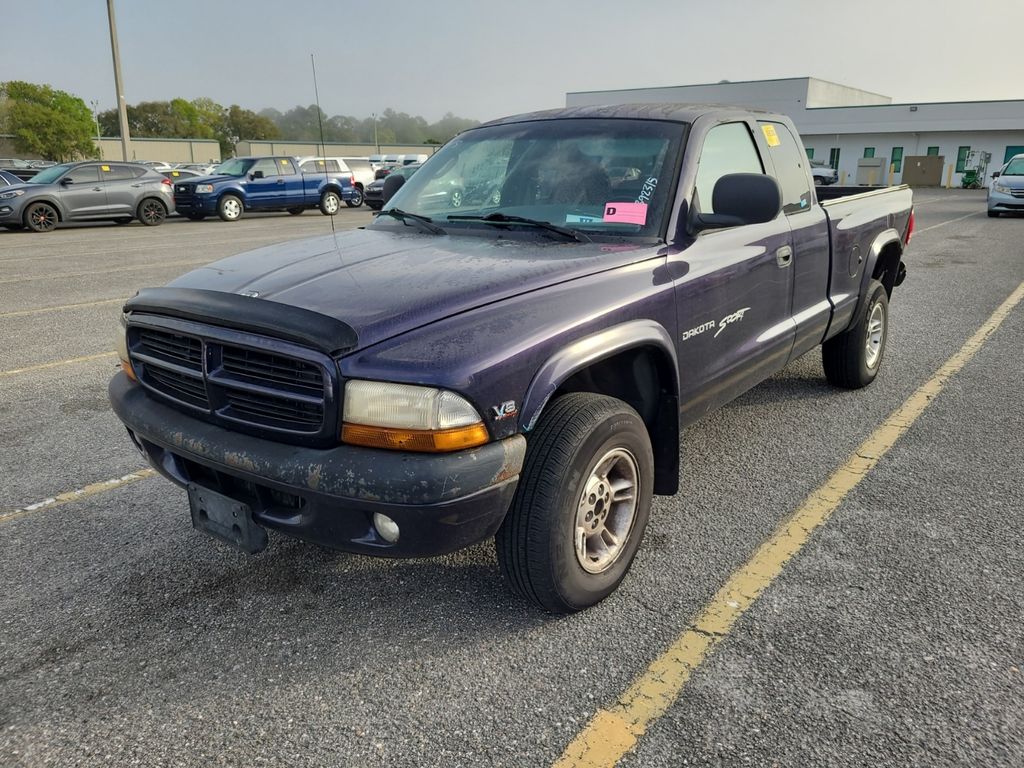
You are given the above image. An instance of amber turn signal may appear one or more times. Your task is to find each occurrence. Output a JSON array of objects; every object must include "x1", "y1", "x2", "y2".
[
  {"x1": 121, "y1": 359, "x2": 137, "y2": 382},
  {"x1": 341, "y1": 422, "x2": 489, "y2": 452}
]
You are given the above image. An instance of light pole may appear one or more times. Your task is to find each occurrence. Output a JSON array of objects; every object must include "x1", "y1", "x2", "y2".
[
  {"x1": 106, "y1": 0, "x2": 131, "y2": 161},
  {"x1": 372, "y1": 113, "x2": 380, "y2": 154},
  {"x1": 90, "y1": 100, "x2": 102, "y2": 159}
]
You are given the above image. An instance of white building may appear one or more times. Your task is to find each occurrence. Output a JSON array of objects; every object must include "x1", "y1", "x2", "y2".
[{"x1": 566, "y1": 77, "x2": 1024, "y2": 187}]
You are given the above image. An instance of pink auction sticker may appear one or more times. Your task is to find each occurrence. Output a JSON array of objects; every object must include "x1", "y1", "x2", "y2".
[{"x1": 602, "y1": 202, "x2": 648, "y2": 225}]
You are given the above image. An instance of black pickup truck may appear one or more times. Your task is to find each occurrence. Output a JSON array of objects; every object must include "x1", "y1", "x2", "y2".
[{"x1": 111, "y1": 104, "x2": 913, "y2": 612}]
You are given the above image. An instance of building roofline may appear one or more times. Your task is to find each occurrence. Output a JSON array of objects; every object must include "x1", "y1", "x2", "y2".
[
  {"x1": 566, "y1": 76, "x2": 811, "y2": 95},
  {"x1": 808, "y1": 97, "x2": 1024, "y2": 110}
]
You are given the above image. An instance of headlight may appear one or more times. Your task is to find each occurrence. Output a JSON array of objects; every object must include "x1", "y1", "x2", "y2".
[
  {"x1": 195, "y1": 184, "x2": 214, "y2": 193},
  {"x1": 341, "y1": 380, "x2": 488, "y2": 452},
  {"x1": 993, "y1": 183, "x2": 1011, "y2": 195},
  {"x1": 0, "y1": 189, "x2": 25, "y2": 199},
  {"x1": 115, "y1": 313, "x2": 136, "y2": 381}
]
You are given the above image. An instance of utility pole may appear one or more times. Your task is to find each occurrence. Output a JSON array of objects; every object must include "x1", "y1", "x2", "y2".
[
  {"x1": 106, "y1": 0, "x2": 131, "y2": 161},
  {"x1": 372, "y1": 113, "x2": 380, "y2": 154}
]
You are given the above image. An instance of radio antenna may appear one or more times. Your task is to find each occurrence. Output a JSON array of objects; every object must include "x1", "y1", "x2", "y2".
[{"x1": 310, "y1": 53, "x2": 336, "y2": 241}]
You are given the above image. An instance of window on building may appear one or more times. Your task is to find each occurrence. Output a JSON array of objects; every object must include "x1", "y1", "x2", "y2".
[
  {"x1": 890, "y1": 147, "x2": 904, "y2": 173},
  {"x1": 1005, "y1": 146, "x2": 1024, "y2": 163},
  {"x1": 829, "y1": 147, "x2": 841, "y2": 170},
  {"x1": 805, "y1": 147, "x2": 814, "y2": 159},
  {"x1": 759, "y1": 121, "x2": 812, "y2": 215},
  {"x1": 955, "y1": 146, "x2": 970, "y2": 173},
  {"x1": 863, "y1": 147, "x2": 875, "y2": 158},
  {"x1": 694, "y1": 122, "x2": 764, "y2": 214},
  {"x1": 926, "y1": 146, "x2": 940, "y2": 156}
]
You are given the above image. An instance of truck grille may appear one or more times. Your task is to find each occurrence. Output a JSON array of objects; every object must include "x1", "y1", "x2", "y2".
[{"x1": 128, "y1": 324, "x2": 335, "y2": 442}]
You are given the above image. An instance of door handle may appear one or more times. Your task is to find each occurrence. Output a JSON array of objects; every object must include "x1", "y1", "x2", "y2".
[
  {"x1": 92, "y1": 187, "x2": 103, "y2": 192},
  {"x1": 131, "y1": 183, "x2": 142, "y2": 188},
  {"x1": 276, "y1": 179, "x2": 285, "y2": 184},
  {"x1": 776, "y1": 246, "x2": 793, "y2": 268}
]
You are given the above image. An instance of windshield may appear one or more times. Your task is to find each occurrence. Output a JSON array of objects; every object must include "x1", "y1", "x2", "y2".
[
  {"x1": 27, "y1": 164, "x2": 74, "y2": 184},
  {"x1": 214, "y1": 158, "x2": 255, "y2": 177},
  {"x1": 1002, "y1": 158, "x2": 1024, "y2": 176},
  {"x1": 374, "y1": 118, "x2": 685, "y2": 240}
]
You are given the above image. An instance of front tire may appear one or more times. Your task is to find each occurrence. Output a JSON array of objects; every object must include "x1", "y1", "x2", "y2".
[
  {"x1": 137, "y1": 198, "x2": 167, "y2": 226},
  {"x1": 218, "y1": 194, "x2": 243, "y2": 222},
  {"x1": 345, "y1": 187, "x2": 364, "y2": 208},
  {"x1": 319, "y1": 190, "x2": 341, "y2": 216},
  {"x1": 987, "y1": 210, "x2": 1000, "y2": 218},
  {"x1": 496, "y1": 393, "x2": 654, "y2": 613},
  {"x1": 24, "y1": 202, "x2": 59, "y2": 232},
  {"x1": 822, "y1": 278, "x2": 889, "y2": 389}
]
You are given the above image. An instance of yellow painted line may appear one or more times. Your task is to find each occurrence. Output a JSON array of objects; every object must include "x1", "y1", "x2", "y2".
[
  {"x1": 0, "y1": 469, "x2": 156, "y2": 525},
  {"x1": 0, "y1": 297, "x2": 124, "y2": 319},
  {"x1": 555, "y1": 280, "x2": 1024, "y2": 768},
  {"x1": 0, "y1": 351, "x2": 117, "y2": 378},
  {"x1": 0, "y1": 258, "x2": 212, "y2": 285},
  {"x1": 915, "y1": 210, "x2": 980, "y2": 234}
]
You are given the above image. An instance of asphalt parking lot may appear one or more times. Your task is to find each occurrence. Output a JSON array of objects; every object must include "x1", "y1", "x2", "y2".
[{"x1": 1, "y1": 193, "x2": 1022, "y2": 767}]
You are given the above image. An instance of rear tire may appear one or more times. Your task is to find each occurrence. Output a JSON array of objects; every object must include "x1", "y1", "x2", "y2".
[
  {"x1": 319, "y1": 190, "x2": 341, "y2": 216},
  {"x1": 287, "y1": 207, "x2": 305, "y2": 216},
  {"x1": 496, "y1": 393, "x2": 654, "y2": 613},
  {"x1": 137, "y1": 198, "x2": 167, "y2": 226},
  {"x1": 24, "y1": 202, "x2": 59, "y2": 232},
  {"x1": 822, "y1": 279, "x2": 889, "y2": 389},
  {"x1": 345, "y1": 187, "x2": 364, "y2": 208},
  {"x1": 218, "y1": 194, "x2": 243, "y2": 222}
]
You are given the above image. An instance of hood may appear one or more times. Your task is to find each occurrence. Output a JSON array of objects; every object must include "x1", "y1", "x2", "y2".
[
  {"x1": 166, "y1": 228, "x2": 657, "y2": 352},
  {"x1": 995, "y1": 173, "x2": 1024, "y2": 188},
  {"x1": 181, "y1": 174, "x2": 241, "y2": 185}
]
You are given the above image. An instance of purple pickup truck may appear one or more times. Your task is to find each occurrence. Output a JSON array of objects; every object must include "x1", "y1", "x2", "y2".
[{"x1": 110, "y1": 104, "x2": 913, "y2": 612}]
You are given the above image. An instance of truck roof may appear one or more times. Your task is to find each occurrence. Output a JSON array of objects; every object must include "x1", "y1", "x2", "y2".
[{"x1": 478, "y1": 102, "x2": 778, "y2": 128}]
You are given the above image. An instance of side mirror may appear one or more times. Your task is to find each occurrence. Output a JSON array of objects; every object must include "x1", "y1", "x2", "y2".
[
  {"x1": 992, "y1": 171, "x2": 1000, "y2": 178},
  {"x1": 61, "y1": 177, "x2": 74, "y2": 186},
  {"x1": 250, "y1": 170, "x2": 264, "y2": 180},
  {"x1": 693, "y1": 173, "x2": 782, "y2": 232},
  {"x1": 382, "y1": 174, "x2": 406, "y2": 205}
]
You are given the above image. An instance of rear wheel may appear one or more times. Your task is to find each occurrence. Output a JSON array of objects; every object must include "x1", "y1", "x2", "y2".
[
  {"x1": 345, "y1": 187, "x2": 364, "y2": 208},
  {"x1": 287, "y1": 207, "x2": 305, "y2": 216},
  {"x1": 137, "y1": 198, "x2": 167, "y2": 226},
  {"x1": 822, "y1": 278, "x2": 889, "y2": 389},
  {"x1": 496, "y1": 393, "x2": 654, "y2": 613},
  {"x1": 319, "y1": 190, "x2": 341, "y2": 215},
  {"x1": 24, "y1": 202, "x2": 59, "y2": 232},
  {"x1": 217, "y1": 194, "x2": 243, "y2": 222}
]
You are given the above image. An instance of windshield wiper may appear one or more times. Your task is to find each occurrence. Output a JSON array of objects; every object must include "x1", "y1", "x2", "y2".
[
  {"x1": 376, "y1": 208, "x2": 445, "y2": 234},
  {"x1": 447, "y1": 213, "x2": 591, "y2": 242}
]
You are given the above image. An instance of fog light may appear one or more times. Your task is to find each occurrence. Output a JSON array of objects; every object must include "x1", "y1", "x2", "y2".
[{"x1": 373, "y1": 512, "x2": 400, "y2": 543}]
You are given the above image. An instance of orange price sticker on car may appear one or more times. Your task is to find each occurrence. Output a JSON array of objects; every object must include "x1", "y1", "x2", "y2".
[{"x1": 761, "y1": 124, "x2": 780, "y2": 147}]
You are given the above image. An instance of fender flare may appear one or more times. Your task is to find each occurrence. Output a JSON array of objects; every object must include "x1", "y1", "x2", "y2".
[
  {"x1": 854, "y1": 227, "x2": 903, "y2": 315},
  {"x1": 519, "y1": 319, "x2": 679, "y2": 432}
]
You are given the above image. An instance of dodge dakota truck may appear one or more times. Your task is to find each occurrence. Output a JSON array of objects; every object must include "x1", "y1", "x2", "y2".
[
  {"x1": 172, "y1": 155, "x2": 356, "y2": 221},
  {"x1": 110, "y1": 104, "x2": 913, "y2": 613}
]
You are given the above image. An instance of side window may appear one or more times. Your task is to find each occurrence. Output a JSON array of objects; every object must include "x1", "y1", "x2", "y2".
[
  {"x1": 103, "y1": 164, "x2": 135, "y2": 181},
  {"x1": 251, "y1": 158, "x2": 279, "y2": 178},
  {"x1": 759, "y1": 121, "x2": 812, "y2": 215},
  {"x1": 694, "y1": 122, "x2": 764, "y2": 213},
  {"x1": 65, "y1": 165, "x2": 100, "y2": 184},
  {"x1": 278, "y1": 158, "x2": 297, "y2": 175}
]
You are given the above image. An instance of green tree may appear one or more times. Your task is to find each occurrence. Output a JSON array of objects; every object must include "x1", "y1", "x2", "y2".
[{"x1": 0, "y1": 81, "x2": 96, "y2": 161}]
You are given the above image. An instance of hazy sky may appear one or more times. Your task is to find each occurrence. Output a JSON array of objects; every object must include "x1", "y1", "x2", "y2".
[{"x1": 4, "y1": 0, "x2": 1021, "y2": 123}]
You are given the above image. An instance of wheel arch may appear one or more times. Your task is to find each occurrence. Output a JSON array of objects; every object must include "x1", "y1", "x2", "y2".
[
  {"x1": 853, "y1": 229, "x2": 903, "y2": 318},
  {"x1": 23, "y1": 195, "x2": 66, "y2": 222},
  {"x1": 520, "y1": 320, "x2": 680, "y2": 495}
]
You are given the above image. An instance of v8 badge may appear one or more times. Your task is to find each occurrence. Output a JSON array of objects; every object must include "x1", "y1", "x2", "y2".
[{"x1": 491, "y1": 400, "x2": 518, "y2": 420}]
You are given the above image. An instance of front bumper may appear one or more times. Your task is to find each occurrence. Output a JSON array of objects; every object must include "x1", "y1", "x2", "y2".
[
  {"x1": 173, "y1": 194, "x2": 216, "y2": 215},
  {"x1": 109, "y1": 373, "x2": 525, "y2": 557},
  {"x1": 988, "y1": 189, "x2": 1024, "y2": 212}
]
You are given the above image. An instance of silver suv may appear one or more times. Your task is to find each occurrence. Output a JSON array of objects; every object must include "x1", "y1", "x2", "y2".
[{"x1": 0, "y1": 161, "x2": 175, "y2": 232}]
